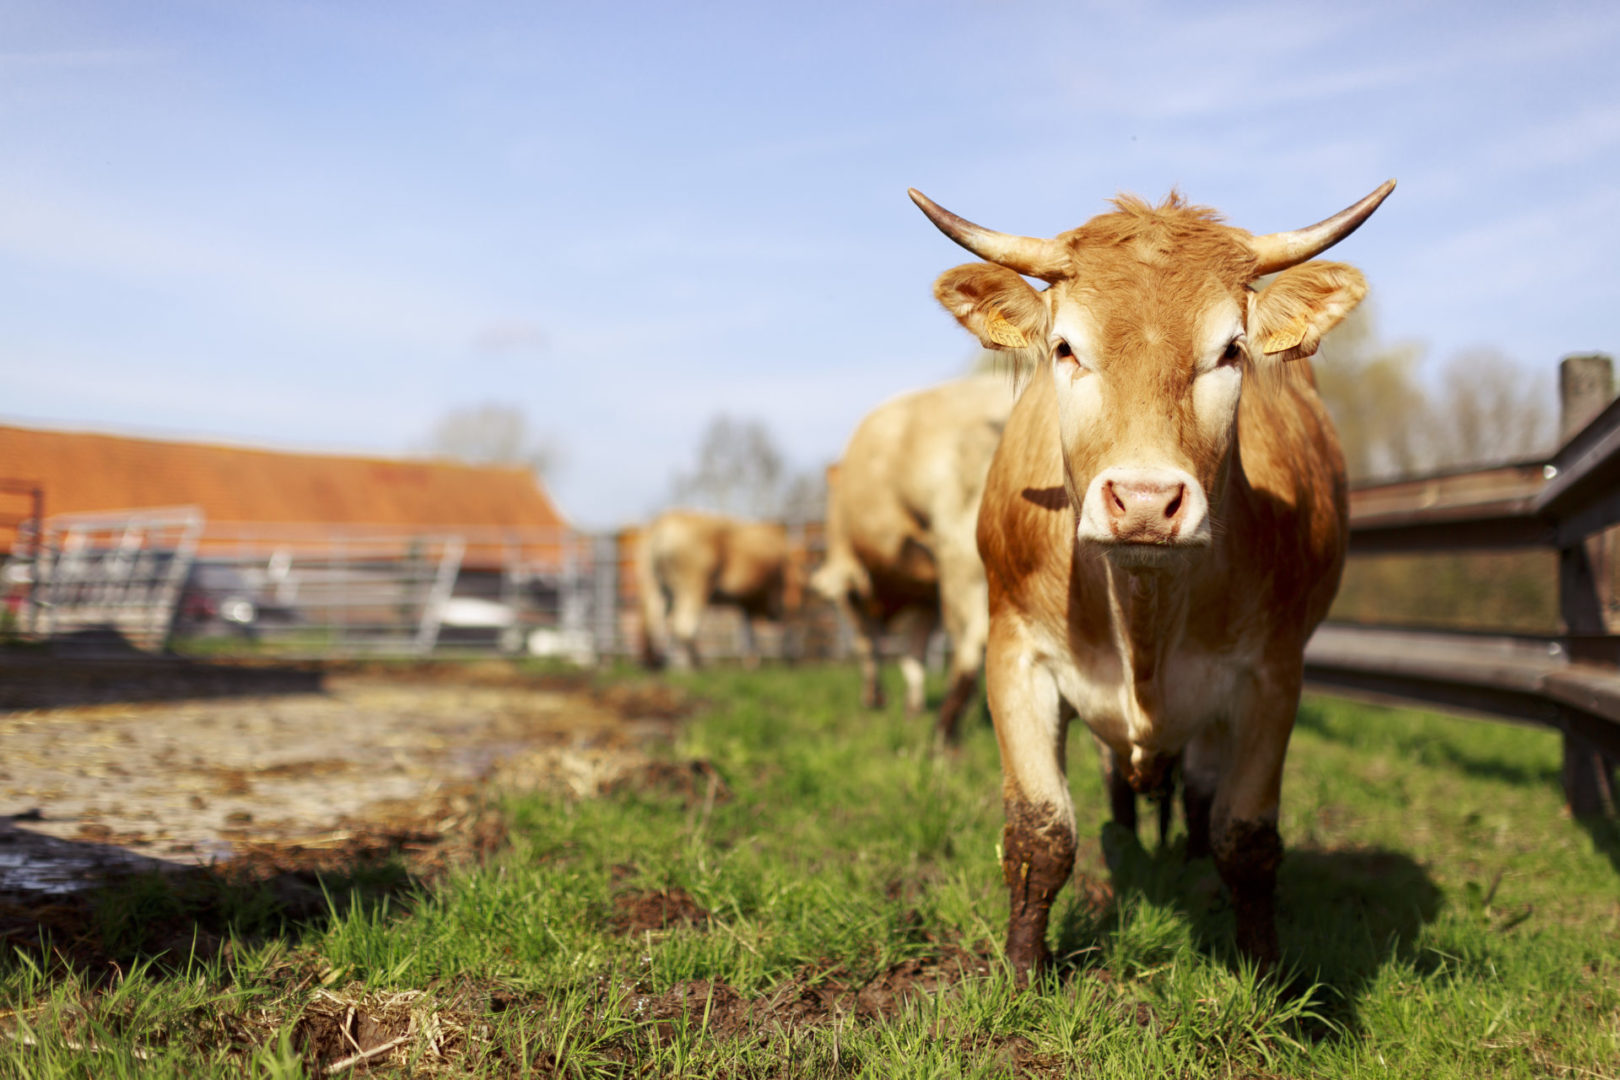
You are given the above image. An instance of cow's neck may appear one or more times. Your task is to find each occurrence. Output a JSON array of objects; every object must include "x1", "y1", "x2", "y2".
[
  {"x1": 1096, "y1": 447, "x2": 1240, "y2": 758},
  {"x1": 1103, "y1": 559, "x2": 1188, "y2": 724}
]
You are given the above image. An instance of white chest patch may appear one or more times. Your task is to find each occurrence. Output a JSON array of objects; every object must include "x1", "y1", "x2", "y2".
[{"x1": 1035, "y1": 623, "x2": 1253, "y2": 761}]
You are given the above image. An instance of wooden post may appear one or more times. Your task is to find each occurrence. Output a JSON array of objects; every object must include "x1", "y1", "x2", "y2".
[{"x1": 1558, "y1": 353, "x2": 1618, "y2": 816}]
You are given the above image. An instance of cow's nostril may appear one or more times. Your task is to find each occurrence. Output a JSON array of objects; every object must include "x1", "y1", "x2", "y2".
[
  {"x1": 1164, "y1": 486, "x2": 1184, "y2": 519},
  {"x1": 1106, "y1": 481, "x2": 1128, "y2": 518}
]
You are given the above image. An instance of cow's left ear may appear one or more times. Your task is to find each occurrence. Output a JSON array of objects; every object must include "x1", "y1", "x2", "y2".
[{"x1": 1248, "y1": 261, "x2": 1368, "y2": 363}]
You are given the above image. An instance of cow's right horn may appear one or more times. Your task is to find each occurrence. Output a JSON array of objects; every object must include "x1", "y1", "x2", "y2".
[
  {"x1": 909, "y1": 189, "x2": 1069, "y2": 281},
  {"x1": 1248, "y1": 180, "x2": 1396, "y2": 275}
]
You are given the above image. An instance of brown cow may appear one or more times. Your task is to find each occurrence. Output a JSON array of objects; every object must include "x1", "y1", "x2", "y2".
[
  {"x1": 911, "y1": 180, "x2": 1394, "y2": 974},
  {"x1": 810, "y1": 375, "x2": 1015, "y2": 742},
  {"x1": 636, "y1": 510, "x2": 794, "y2": 669}
]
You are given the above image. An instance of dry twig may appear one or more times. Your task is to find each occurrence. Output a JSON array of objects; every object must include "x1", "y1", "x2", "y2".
[{"x1": 322, "y1": 1033, "x2": 410, "y2": 1075}]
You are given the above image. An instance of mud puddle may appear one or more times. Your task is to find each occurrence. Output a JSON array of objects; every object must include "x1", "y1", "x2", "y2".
[{"x1": 0, "y1": 670, "x2": 689, "y2": 896}]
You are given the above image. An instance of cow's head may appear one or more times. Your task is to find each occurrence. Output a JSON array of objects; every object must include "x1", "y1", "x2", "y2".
[{"x1": 915, "y1": 182, "x2": 1391, "y2": 564}]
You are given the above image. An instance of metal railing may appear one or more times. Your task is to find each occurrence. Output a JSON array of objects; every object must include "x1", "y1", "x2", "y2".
[
  {"x1": 10, "y1": 516, "x2": 604, "y2": 659},
  {"x1": 30, "y1": 507, "x2": 204, "y2": 649},
  {"x1": 1304, "y1": 353, "x2": 1619, "y2": 816}
]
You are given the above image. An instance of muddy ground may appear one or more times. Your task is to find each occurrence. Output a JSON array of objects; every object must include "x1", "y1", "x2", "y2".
[{"x1": 0, "y1": 658, "x2": 691, "y2": 898}]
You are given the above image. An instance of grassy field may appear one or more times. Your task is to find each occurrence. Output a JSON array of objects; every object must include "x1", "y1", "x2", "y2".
[{"x1": 1, "y1": 664, "x2": 1616, "y2": 1077}]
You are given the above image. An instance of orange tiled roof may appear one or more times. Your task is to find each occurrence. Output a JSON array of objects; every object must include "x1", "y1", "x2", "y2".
[{"x1": 0, "y1": 425, "x2": 567, "y2": 558}]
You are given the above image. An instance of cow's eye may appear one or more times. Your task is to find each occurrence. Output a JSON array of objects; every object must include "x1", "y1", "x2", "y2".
[
  {"x1": 1054, "y1": 340, "x2": 1074, "y2": 362},
  {"x1": 1218, "y1": 338, "x2": 1244, "y2": 366}
]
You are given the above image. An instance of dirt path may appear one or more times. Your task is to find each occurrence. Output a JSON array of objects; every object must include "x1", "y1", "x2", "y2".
[{"x1": 0, "y1": 666, "x2": 686, "y2": 895}]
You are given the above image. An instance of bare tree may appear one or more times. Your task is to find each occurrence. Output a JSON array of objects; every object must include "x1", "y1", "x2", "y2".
[
  {"x1": 1428, "y1": 348, "x2": 1553, "y2": 470},
  {"x1": 421, "y1": 403, "x2": 561, "y2": 479},
  {"x1": 779, "y1": 468, "x2": 828, "y2": 526},
  {"x1": 671, "y1": 414, "x2": 787, "y2": 517}
]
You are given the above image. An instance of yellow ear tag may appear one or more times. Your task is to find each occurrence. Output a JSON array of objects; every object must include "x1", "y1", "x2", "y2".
[
  {"x1": 1262, "y1": 323, "x2": 1306, "y2": 354},
  {"x1": 984, "y1": 311, "x2": 1028, "y2": 349}
]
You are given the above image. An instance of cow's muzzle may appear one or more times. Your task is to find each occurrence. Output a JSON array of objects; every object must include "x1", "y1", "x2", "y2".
[{"x1": 1077, "y1": 466, "x2": 1210, "y2": 552}]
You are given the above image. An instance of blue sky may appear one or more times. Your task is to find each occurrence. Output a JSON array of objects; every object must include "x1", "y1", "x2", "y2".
[{"x1": 3, "y1": 1, "x2": 1618, "y2": 527}]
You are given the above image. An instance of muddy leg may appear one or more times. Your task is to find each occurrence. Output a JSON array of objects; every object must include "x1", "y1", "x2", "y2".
[
  {"x1": 738, "y1": 615, "x2": 760, "y2": 670},
  {"x1": 1210, "y1": 678, "x2": 1298, "y2": 968},
  {"x1": 987, "y1": 620, "x2": 1074, "y2": 981},
  {"x1": 1213, "y1": 817, "x2": 1282, "y2": 965}
]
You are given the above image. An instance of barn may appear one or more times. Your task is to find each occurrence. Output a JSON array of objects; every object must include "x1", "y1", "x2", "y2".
[{"x1": 0, "y1": 424, "x2": 594, "y2": 654}]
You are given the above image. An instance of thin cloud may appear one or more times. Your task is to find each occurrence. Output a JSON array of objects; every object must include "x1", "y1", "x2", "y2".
[
  {"x1": 473, "y1": 321, "x2": 549, "y2": 355},
  {"x1": 0, "y1": 182, "x2": 498, "y2": 351}
]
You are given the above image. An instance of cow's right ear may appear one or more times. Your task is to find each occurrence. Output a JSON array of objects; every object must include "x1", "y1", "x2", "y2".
[{"x1": 933, "y1": 263, "x2": 1050, "y2": 351}]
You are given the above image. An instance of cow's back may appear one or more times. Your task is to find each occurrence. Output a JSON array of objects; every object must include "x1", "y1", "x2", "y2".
[
  {"x1": 833, "y1": 373, "x2": 1015, "y2": 592},
  {"x1": 714, "y1": 521, "x2": 790, "y2": 606}
]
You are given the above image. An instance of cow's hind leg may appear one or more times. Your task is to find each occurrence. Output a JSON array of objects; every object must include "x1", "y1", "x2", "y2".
[
  {"x1": 936, "y1": 550, "x2": 989, "y2": 745},
  {"x1": 737, "y1": 613, "x2": 760, "y2": 670},
  {"x1": 1153, "y1": 761, "x2": 1176, "y2": 848},
  {"x1": 668, "y1": 593, "x2": 705, "y2": 670},
  {"x1": 1097, "y1": 738, "x2": 1138, "y2": 835},
  {"x1": 897, "y1": 609, "x2": 933, "y2": 716},
  {"x1": 987, "y1": 620, "x2": 1074, "y2": 982},
  {"x1": 847, "y1": 597, "x2": 887, "y2": 709},
  {"x1": 1182, "y1": 729, "x2": 1220, "y2": 860}
]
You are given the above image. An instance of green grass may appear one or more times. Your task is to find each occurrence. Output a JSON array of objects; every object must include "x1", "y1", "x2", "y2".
[{"x1": 0, "y1": 666, "x2": 1615, "y2": 1077}]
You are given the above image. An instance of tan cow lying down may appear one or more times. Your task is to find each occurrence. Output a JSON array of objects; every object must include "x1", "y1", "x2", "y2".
[
  {"x1": 811, "y1": 374, "x2": 1015, "y2": 744},
  {"x1": 637, "y1": 510, "x2": 793, "y2": 669},
  {"x1": 912, "y1": 180, "x2": 1394, "y2": 974}
]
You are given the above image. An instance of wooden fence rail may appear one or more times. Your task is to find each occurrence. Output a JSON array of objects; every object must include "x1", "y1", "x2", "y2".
[{"x1": 1304, "y1": 353, "x2": 1618, "y2": 816}]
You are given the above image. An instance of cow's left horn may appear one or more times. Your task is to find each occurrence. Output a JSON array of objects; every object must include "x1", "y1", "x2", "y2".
[
  {"x1": 1248, "y1": 180, "x2": 1396, "y2": 275},
  {"x1": 909, "y1": 189, "x2": 1069, "y2": 281}
]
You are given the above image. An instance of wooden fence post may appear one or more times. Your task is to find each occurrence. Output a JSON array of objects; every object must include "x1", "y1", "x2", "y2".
[{"x1": 1558, "y1": 353, "x2": 1618, "y2": 816}]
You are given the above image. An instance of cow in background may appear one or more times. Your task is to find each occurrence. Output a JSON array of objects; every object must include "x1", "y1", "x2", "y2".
[
  {"x1": 912, "y1": 180, "x2": 1394, "y2": 974},
  {"x1": 811, "y1": 374, "x2": 1015, "y2": 744},
  {"x1": 636, "y1": 510, "x2": 796, "y2": 669}
]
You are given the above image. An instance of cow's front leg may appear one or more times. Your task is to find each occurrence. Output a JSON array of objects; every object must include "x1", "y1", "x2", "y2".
[
  {"x1": 987, "y1": 621, "x2": 1074, "y2": 981},
  {"x1": 1211, "y1": 673, "x2": 1299, "y2": 968}
]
